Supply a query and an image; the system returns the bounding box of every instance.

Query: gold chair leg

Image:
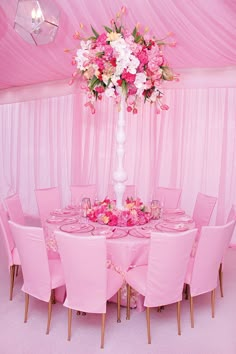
[117,288,121,323]
[184,283,189,300]
[51,289,56,304]
[219,263,223,297]
[46,296,52,334]
[190,295,194,328]
[24,293,29,323]
[68,308,72,341]
[16,265,19,277]
[101,313,106,349]
[146,307,151,344]
[9,265,15,301]
[126,284,131,320]
[177,301,181,335]
[211,289,215,318]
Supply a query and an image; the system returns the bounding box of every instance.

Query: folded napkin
[47,217,65,224]
[156,222,188,232]
[163,215,193,224]
[60,223,94,233]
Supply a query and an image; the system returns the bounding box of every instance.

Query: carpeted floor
[0,244,236,354]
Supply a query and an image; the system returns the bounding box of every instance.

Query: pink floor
[0,245,236,354]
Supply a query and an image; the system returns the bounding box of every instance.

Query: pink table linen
[44,207,195,309]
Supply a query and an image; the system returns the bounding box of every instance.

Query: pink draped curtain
[0,68,236,228]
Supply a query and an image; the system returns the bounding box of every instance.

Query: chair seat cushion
[125,265,148,296]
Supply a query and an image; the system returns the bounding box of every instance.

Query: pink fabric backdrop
[0,69,236,238]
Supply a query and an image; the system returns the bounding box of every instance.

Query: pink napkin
[60,223,94,233]
[163,215,193,224]
[47,217,65,224]
[156,222,188,232]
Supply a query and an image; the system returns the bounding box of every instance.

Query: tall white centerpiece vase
[113,95,128,210]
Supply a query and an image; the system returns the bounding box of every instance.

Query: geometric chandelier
[14,0,60,45]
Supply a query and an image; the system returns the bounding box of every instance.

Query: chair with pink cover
[4,193,41,227]
[190,192,217,256]
[9,221,65,334]
[192,192,217,230]
[153,187,182,209]
[185,220,236,328]
[0,203,21,300]
[125,229,197,344]
[55,231,123,348]
[227,204,236,250]
[70,184,97,205]
[219,204,236,297]
[4,194,25,225]
[35,187,61,226]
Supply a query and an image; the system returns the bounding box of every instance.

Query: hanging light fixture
[14,0,60,45]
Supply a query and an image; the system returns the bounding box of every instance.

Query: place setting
[92,227,128,239]
[155,222,190,232]
[59,222,94,233]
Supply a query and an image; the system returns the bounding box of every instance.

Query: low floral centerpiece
[87,197,151,227]
[67,6,178,114]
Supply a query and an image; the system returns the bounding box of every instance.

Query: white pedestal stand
[113,96,127,210]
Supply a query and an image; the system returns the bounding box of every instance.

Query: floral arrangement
[67,6,178,114]
[87,197,151,226]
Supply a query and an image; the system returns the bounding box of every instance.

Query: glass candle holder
[151,200,161,220]
[81,197,91,217]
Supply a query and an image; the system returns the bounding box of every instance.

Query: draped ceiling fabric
[0,0,236,232]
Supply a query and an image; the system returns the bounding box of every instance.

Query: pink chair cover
[9,221,64,302]
[192,192,217,229]
[55,231,123,313]
[185,220,236,297]
[70,184,97,204]
[4,194,25,225]
[35,187,61,226]
[227,204,236,247]
[125,229,197,308]
[227,204,236,222]
[0,204,20,268]
[153,187,182,209]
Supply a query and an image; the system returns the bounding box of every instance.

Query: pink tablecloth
[44,211,195,309]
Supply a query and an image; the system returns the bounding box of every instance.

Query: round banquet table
[44,207,195,310]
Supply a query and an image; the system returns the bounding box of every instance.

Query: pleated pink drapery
[0,69,236,230]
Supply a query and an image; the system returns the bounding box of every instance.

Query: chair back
[55,231,107,313]
[70,184,97,205]
[227,205,236,247]
[192,192,217,229]
[0,203,17,267]
[154,187,182,209]
[9,221,52,302]
[227,204,236,222]
[35,187,61,226]
[4,194,25,225]
[188,220,236,297]
[144,229,197,307]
